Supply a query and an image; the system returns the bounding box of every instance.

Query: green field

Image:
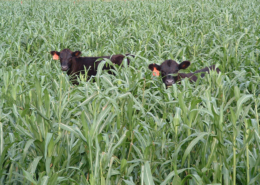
[0,0,260,184]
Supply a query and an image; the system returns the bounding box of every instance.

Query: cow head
[148,60,190,86]
[50,49,81,71]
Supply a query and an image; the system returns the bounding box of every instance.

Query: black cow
[50,49,133,84]
[148,60,220,87]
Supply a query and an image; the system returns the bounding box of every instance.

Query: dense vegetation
[0,0,259,184]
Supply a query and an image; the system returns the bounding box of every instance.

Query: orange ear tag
[152,67,160,77]
[53,53,59,60]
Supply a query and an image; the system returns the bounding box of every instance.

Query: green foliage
[0,0,260,184]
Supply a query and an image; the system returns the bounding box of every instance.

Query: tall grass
[0,0,260,184]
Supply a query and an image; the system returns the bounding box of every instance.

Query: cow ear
[179,61,190,70]
[72,51,81,57]
[148,63,161,71]
[50,51,60,60]
[148,63,161,77]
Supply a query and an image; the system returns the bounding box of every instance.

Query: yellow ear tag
[53,53,59,60]
[153,67,160,77]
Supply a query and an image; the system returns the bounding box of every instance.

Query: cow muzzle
[61,66,68,71]
[165,79,175,86]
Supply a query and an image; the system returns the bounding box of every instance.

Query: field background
[0,0,260,184]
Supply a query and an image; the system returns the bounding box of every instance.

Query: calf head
[50,49,81,71]
[148,60,190,86]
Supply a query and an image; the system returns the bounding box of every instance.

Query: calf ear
[50,51,60,60]
[72,51,81,57]
[148,63,161,77]
[179,61,190,70]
